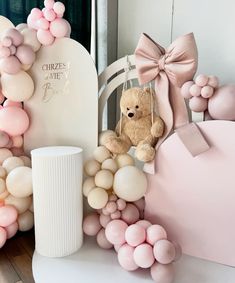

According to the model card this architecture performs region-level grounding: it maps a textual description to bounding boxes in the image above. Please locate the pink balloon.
[16,45,36,65]
[133,243,155,268]
[146,225,167,245]
[189,84,202,97]
[133,197,145,211]
[0,205,18,227]
[44,9,56,21]
[96,228,113,249]
[5,138,13,149]
[83,213,101,236]
[105,219,128,245]
[37,18,50,30]
[121,203,140,225]
[3,100,22,108]
[37,29,55,45]
[189,96,208,112]
[172,241,182,262]
[181,81,194,99]
[110,210,121,220]
[118,244,138,271]
[106,201,117,214]
[99,213,111,228]
[150,262,175,283]
[125,224,146,247]
[50,18,69,38]
[0,56,21,74]
[9,45,16,55]
[53,2,65,15]
[116,198,126,211]
[10,147,25,157]
[114,244,122,252]
[30,8,43,20]
[0,107,30,136]
[153,240,176,264]
[4,29,23,46]
[0,227,7,248]
[2,37,12,48]
[0,46,11,58]
[27,14,38,30]
[0,130,10,147]
[5,221,18,239]
[44,0,55,9]
[195,74,209,87]
[136,220,152,230]
[208,75,219,88]
[108,194,118,201]
[201,85,214,98]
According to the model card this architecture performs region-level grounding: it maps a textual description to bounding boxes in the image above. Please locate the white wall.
[118,0,235,84]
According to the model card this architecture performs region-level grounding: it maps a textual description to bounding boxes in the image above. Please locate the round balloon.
[18,210,34,231]
[22,28,41,52]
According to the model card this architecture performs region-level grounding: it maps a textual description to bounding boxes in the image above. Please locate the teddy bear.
[103,87,164,162]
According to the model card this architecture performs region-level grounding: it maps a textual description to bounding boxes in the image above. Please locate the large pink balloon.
[0,205,18,227]
[4,29,23,46]
[16,45,36,65]
[50,18,69,38]
[0,107,30,136]
[37,29,55,45]
[0,56,21,74]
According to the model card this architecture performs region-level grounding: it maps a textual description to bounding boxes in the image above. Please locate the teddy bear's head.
[120,87,154,120]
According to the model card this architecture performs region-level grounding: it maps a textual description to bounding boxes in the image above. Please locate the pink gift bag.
[135,33,235,266]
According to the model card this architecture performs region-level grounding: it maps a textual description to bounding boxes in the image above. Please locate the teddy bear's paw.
[151,118,164,138]
[135,144,155,162]
[105,137,130,154]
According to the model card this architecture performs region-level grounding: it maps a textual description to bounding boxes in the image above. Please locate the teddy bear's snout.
[128,112,134,118]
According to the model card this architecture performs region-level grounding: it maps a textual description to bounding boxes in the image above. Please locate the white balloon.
[18,210,34,231]
[21,28,41,52]
[1,71,34,102]
[113,166,147,202]
[16,23,28,32]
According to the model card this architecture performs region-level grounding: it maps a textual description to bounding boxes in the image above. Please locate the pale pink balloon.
[0,56,21,74]
[83,213,101,236]
[0,227,7,248]
[189,84,202,97]
[5,138,13,149]
[0,46,11,58]
[125,224,146,247]
[0,131,10,148]
[153,240,176,264]
[9,45,16,55]
[116,198,126,211]
[37,18,50,30]
[118,244,138,271]
[146,225,167,245]
[27,14,38,30]
[172,241,182,262]
[3,100,22,108]
[136,220,152,230]
[2,37,12,47]
[99,213,111,228]
[44,9,56,21]
[189,96,208,112]
[5,221,18,239]
[0,107,30,136]
[133,198,145,212]
[195,74,209,87]
[108,194,118,201]
[106,201,117,214]
[121,203,140,225]
[44,0,55,9]
[0,205,18,227]
[4,29,23,46]
[114,244,122,252]
[96,228,113,249]
[50,18,69,38]
[180,81,194,99]
[208,75,219,88]
[53,2,65,15]
[10,147,24,157]
[105,219,128,245]
[102,207,109,216]
[16,45,36,65]
[30,8,43,20]
[37,29,55,45]
[133,243,155,268]
[150,262,175,283]
[110,210,121,220]
[201,85,214,98]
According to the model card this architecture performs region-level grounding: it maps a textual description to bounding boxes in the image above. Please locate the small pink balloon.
[0,107,30,136]
[133,243,155,268]
[0,131,10,147]
[201,85,214,98]
[96,228,113,249]
[0,46,11,58]
[5,221,18,239]
[121,203,140,225]
[102,207,109,216]
[99,213,111,228]
[125,224,146,247]
[181,81,194,99]
[3,100,22,108]
[195,74,209,87]
[150,262,175,283]
[9,45,16,55]
[105,219,128,245]
[189,84,202,97]
[2,37,12,47]
[106,201,117,214]
[5,138,13,149]
[50,18,69,38]
[30,8,43,20]
[44,9,56,21]
[172,241,182,262]
[153,240,176,264]
[37,29,55,45]
[83,213,101,236]
[146,225,167,245]
[0,205,18,227]
[4,28,23,46]
[110,210,121,220]
[114,243,122,252]
[208,75,219,88]
[0,56,21,74]
[189,96,208,112]
[44,0,55,9]
[27,14,38,30]
[37,18,50,30]
[133,198,145,212]
[118,244,138,271]
[108,194,118,201]
[116,198,126,211]
[53,2,65,15]
[136,220,152,230]
[10,147,24,157]
[0,92,5,104]
[0,227,7,248]
[16,45,36,65]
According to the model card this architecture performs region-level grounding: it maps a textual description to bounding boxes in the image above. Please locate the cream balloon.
[12,136,23,148]
[115,154,135,168]
[0,16,14,35]
[113,166,147,202]
[29,200,34,212]
[0,190,9,199]
[0,178,6,194]
[95,170,113,190]
[0,166,7,179]
[87,187,108,209]
[83,177,96,197]
[22,64,32,71]
[101,158,118,174]
[16,23,28,32]
[0,148,13,165]
[19,156,31,167]
[6,166,32,198]
[93,146,111,163]
[21,28,41,52]
[1,71,34,102]
[5,195,31,214]
[84,159,101,177]
[2,156,24,174]
[18,210,34,231]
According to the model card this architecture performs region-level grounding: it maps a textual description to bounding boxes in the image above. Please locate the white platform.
[33,237,235,283]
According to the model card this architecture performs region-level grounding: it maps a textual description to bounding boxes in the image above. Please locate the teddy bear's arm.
[151,116,165,138]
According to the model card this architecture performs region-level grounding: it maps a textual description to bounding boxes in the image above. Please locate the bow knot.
[158,55,166,71]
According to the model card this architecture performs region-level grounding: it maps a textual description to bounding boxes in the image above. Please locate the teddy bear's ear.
[0,16,15,36]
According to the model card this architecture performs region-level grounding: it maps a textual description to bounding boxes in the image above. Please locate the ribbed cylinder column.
[31,146,83,257]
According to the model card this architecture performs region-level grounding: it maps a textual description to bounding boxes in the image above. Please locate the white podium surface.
[33,237,235,283]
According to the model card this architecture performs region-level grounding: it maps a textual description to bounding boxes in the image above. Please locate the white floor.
[33,237,235,283]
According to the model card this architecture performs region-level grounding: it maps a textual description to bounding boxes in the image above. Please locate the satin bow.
[135,33,210,173]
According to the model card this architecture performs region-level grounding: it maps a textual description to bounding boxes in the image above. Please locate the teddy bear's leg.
[105,134,132,154]
[135,136,157,162]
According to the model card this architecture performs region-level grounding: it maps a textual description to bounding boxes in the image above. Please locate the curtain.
[0,0,91,51]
